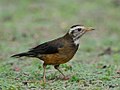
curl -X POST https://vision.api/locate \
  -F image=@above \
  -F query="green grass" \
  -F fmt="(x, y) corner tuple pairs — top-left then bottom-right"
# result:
(0, 0), (120, 89)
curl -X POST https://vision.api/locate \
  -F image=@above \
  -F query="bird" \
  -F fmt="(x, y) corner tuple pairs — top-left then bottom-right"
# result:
(11, 24), (95, 83)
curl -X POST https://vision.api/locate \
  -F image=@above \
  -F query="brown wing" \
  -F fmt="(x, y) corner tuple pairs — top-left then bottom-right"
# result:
(28, 39), (64, 54)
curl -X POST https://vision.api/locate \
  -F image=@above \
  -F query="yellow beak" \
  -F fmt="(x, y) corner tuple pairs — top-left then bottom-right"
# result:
(85, 27), (95, 32)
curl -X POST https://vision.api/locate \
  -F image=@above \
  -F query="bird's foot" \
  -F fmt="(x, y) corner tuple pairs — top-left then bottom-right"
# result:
(39, 80), (46, 84)
(63, 76), (70, 80)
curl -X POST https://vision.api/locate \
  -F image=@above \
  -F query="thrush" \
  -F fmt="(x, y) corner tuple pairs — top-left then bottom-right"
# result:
(11, 25), (94, 82)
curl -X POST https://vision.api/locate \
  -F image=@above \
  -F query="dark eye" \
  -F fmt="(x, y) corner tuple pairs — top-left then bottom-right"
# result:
(78, 28), (81, 31)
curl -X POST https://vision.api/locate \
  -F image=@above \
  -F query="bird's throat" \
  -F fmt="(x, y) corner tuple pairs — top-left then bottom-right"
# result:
(74, 38), (80, 45)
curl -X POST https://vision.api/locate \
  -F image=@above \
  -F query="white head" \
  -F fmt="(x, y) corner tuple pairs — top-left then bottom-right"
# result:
(68, 25), (94, 45)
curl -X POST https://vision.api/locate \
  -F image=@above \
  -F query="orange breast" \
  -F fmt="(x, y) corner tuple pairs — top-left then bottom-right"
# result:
(38, 36), (79, 65)
(41, 53), (72, 65)
(40, 45), (78, 65)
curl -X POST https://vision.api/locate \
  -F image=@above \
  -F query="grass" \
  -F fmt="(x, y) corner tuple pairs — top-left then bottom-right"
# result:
(0, 0), (120, 89)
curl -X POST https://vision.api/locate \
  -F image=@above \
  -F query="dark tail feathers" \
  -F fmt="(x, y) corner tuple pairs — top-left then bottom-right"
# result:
(11, 52), (36, 58)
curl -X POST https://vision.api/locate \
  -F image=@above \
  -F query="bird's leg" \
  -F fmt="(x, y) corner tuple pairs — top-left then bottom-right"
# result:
(54, 65), (69, 80)
(43, 63), (47, 83)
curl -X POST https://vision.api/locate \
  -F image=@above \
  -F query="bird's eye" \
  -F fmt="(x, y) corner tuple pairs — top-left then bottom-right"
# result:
(78, 28), (81, 31)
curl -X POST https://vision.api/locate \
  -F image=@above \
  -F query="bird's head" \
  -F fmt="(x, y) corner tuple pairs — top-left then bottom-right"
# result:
(68, 25), (95, 45)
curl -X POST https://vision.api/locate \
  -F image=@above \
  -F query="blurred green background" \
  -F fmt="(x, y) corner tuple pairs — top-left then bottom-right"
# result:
(0, 0), (120, 90)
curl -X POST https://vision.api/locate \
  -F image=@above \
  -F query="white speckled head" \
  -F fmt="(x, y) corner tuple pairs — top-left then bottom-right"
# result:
(68, 25), (94, 45)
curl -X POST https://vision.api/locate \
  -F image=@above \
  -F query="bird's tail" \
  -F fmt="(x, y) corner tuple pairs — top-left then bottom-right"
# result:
(11, 52), (36, 58)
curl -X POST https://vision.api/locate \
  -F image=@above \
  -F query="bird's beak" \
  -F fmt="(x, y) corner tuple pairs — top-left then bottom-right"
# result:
(85, 27), (95, 32)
